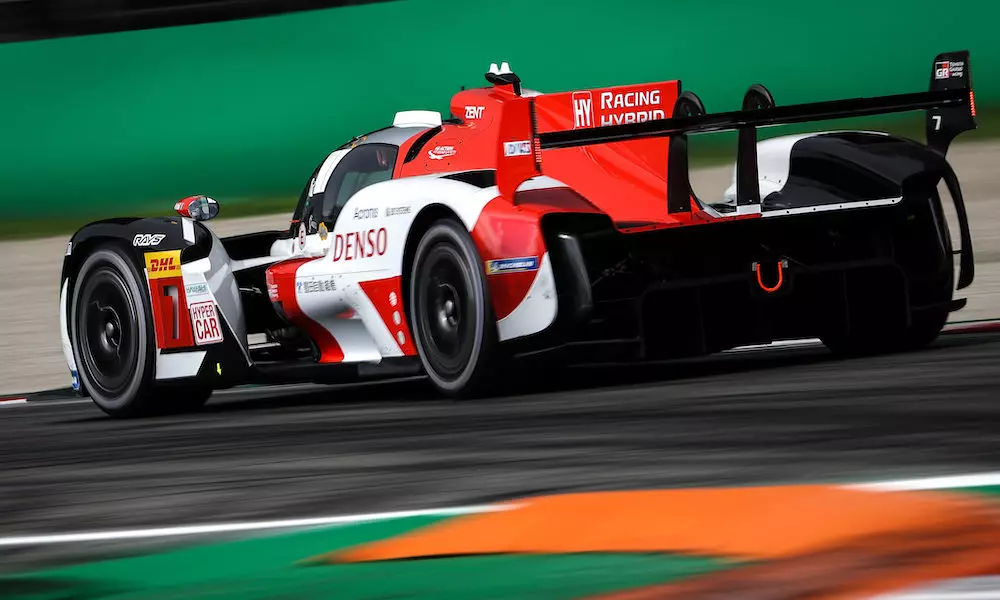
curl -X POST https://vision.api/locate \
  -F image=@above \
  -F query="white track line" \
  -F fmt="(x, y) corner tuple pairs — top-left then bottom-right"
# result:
(848, 472), (1000, 492)
(3, 472), (999, 547)
(0, 504), (513, 547)
(0, 398), (27, 406)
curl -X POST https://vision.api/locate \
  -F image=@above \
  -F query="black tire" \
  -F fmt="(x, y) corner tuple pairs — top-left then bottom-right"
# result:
(822, 306), (949, 356)
(409, 219), (497, 397)
(70, 245), (209, 417)
(822, 269), (953, 357)
(901, 304), (950, 349)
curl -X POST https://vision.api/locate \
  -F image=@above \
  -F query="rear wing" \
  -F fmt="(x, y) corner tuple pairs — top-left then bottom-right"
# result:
(492, 51), (976, 285)
(495, 51), (974, 202)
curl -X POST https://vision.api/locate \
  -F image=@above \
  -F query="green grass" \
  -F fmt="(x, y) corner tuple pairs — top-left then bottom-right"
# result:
(4, 108), (998, 242)
(0, 516), (729, 600)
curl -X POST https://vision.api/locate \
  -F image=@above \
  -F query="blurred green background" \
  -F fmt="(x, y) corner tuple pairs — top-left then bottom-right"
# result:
(0, 0), (997, 238)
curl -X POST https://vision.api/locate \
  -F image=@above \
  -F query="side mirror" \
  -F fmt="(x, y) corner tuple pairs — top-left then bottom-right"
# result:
(174, 195), (220, 221)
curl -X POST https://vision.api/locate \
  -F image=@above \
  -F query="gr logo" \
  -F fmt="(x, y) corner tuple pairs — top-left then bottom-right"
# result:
(572, 91), (593, 128)
(935, 61), (951, 80)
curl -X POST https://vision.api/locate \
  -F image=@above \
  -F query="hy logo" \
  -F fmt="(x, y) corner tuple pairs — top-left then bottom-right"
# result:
(572, 91), (594, 128)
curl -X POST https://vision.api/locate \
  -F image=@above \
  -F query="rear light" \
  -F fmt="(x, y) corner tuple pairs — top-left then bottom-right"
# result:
(970, 90), (977, 117)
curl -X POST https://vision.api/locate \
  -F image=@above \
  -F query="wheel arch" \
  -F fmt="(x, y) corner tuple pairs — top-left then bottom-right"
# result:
(61, 220), (154, 396)
(60, 216), (228, 393)
(399, 203), (467, 333)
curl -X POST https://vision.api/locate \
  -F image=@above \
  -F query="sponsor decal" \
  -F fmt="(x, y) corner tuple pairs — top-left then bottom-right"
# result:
(189, 301), (224, 346)
(331, 227), (388, 262)
(486, 256), (539, 274)
(318, 222), (329, 241)
(144, 250), (182, 279)
(133, 233), (166, 247)
(573, 86), (666, 128)
(465, 105), (485, 119)
(503, 140), (532, 157)
(935, 60), (965, 80)
(428, 145), (457, 160)
(385, 205), (411, 217)
(70, 369), (79, 392)
(353, 207), (379, 219)
(296, 276), (338, 294)
(573, 91), (594, 128)
(185, 282), (210, 301)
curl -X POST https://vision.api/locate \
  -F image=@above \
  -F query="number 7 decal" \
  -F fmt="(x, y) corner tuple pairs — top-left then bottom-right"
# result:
(164, 285), (180, 339)
(148, 276), (194, 349)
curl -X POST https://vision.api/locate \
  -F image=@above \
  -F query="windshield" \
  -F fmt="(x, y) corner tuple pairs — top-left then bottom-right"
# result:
(291, 143), (399, 233)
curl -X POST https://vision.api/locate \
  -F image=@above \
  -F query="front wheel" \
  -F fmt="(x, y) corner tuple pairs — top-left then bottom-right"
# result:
(70, 245), (211, 417)
(409, 219), (498, 397)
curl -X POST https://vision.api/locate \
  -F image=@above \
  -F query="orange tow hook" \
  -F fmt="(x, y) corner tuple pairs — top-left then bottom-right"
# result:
(753, 259), (789, 293)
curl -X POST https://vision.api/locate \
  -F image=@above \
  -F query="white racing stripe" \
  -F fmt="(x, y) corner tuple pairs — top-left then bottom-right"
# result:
(0, 504), (515, 547)
(0, 398), (27, 406)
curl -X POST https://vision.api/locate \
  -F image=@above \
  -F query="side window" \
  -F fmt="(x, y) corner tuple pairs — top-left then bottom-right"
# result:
(322, 144), (398, 221)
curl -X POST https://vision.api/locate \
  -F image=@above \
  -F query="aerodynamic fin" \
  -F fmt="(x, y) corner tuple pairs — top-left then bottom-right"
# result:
(926, 50), (976, 155)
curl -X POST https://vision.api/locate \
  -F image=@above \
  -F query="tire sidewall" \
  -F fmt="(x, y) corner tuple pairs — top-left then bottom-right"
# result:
(71, 247), (155, 415)
(409, 220), (495, 394)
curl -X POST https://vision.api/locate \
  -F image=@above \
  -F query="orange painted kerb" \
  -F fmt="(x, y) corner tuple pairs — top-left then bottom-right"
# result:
(313, 485), (1000, 564)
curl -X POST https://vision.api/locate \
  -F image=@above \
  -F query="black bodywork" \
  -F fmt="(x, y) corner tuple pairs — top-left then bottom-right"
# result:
(527, 131), (971, 363)
(511, 49), (978, 363)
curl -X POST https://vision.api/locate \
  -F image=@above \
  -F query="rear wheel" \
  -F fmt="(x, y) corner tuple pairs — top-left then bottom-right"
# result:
(822, 304), (949, 356)
(409, 219), (497, 397)
(822, 195), (954, 357)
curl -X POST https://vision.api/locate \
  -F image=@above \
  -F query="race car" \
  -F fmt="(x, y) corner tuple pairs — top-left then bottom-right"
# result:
(60, 51), (978, 417)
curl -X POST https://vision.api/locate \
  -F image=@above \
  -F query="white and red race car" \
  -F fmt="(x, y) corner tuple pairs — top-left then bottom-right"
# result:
(61, 53), (978, 416)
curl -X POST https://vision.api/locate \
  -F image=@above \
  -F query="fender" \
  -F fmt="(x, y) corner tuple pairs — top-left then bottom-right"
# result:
(341, 176), (556, 344)
(60, 216), (250, 393)
(280, 174), (595, 347)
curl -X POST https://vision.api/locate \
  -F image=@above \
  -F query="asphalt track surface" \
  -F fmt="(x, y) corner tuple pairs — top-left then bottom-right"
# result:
(3, 332), (1000, 571)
